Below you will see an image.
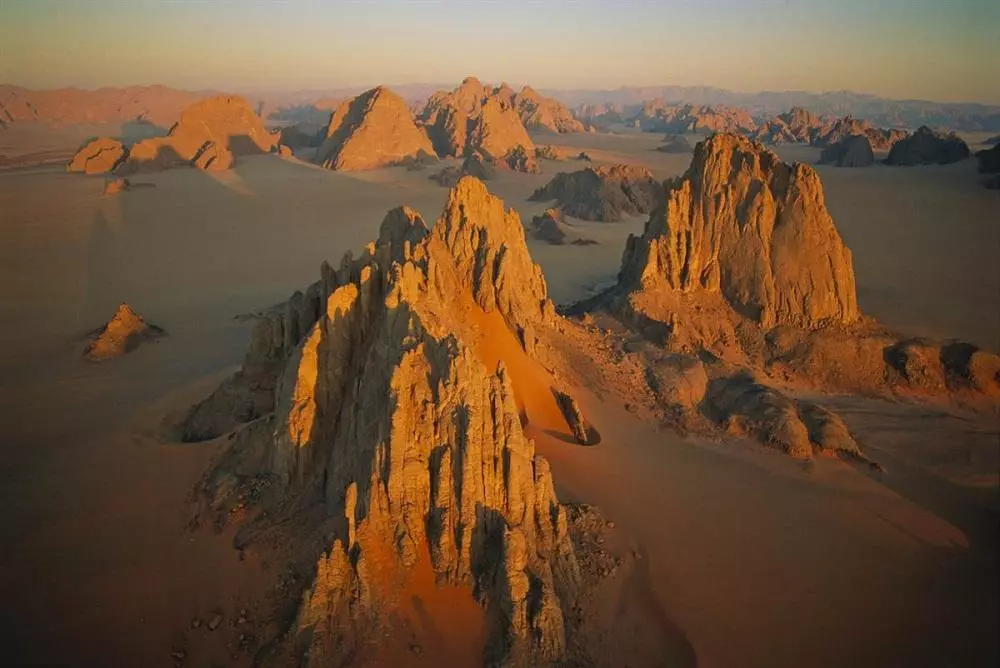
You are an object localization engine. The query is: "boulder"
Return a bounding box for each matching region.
[313,86,435,171]
[529,164,662,222]
[885,126,971,166]
[818,135,875,167]
[103,177,131,195]
[67,137,127,174]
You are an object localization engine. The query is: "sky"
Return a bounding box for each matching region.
[1,0,997,104]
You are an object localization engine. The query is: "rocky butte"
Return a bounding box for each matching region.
[574,133,999,459]
[182,177,605,666]
[530,164,663,222]
[885,126,971,166]
[313,86,436,171]
[818,135,875,168]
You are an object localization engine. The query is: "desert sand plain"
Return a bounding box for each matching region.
[1,126,998,668]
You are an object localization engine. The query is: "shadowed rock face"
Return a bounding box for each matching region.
[83,303,164,361]
[314,86,435,171]
[506,85,585,134]
[752,107,831,144]
[530,209,596,246]
[185,178,597,666]
[421,77,536,165]
[620,133,859,329]
[529,165,663,222]
[811,116,908,151]
[818,134,875,167]
[885,126,971,166]
[657,134,693,154]
[977,143,1000,175]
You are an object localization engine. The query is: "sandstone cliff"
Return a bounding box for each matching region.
[529,165,662,222]
[314,86,436,171]
[185,178,599,666]
[67,137,127,174]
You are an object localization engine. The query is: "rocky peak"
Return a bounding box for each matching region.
[83,303,165,361]
[313,85,435,171]
[620,133,859,328]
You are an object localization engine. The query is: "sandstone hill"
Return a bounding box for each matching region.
[530,209,597,246]
[818,135,875,167]
[529,165,662,222]
[66,95,278,175]
[506,85,586,134]
[568,133,999,461]
[181,178,610,666]
[811,116,908,151]
[885,126,971,166]
[751,106,831,144]
[420,77,537,168]
[83,303,165,361]
[313,86,435,171]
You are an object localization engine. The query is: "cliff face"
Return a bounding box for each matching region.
[314,86,435,171]
[620,133,859,329]
[187,177,595,666]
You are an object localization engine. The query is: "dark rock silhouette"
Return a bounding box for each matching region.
[818,135,875,167]
[885,126,971,165]
[529,165,662,222]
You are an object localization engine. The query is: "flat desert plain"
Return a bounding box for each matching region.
[1,129,997,667]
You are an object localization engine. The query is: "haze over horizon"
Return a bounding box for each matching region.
[2,0,998,105]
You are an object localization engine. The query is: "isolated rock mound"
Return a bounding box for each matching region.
[185,178,601,665]
[885,126,971,166]
[530,209,596,246]
[818,135,875,167]
[420,77,536,169]
[530,165,662,222]
[509,86,585,134]
[620,133,859,329]
[103,177,131,195]
[314,86,435,171]
[83,303,164,361]
[752,107,831,145]
[657,134,693,154]
[68,137,127,174]
[975,143,1000,174]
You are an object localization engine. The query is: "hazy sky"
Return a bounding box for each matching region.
[1,0,997,103]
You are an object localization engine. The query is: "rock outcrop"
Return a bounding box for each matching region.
[420,78,536,168]
[818,135,875,167]
[529,165,662,222]
[811,116,907,151]
[884,126,971,166]
[508,86,585,134]
[752,107,831,145]
[103,177,131,195]
[530,209,596,246]
[657,134,693,154]
[83,303,165,361]
[975,143,1000,174]
[185,178,598,665]
[67,137,127,174]
[634,102,756,135]
[313,86,436,171]
[117,95,277,174]
[619,133,859,329]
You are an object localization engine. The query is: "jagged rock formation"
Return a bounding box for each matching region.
[811,116,908,151]
[278,122,325,149]
[420,78,536,168]
[103,177,131,195]
[313,86,436,171]
[751,107,832,145]
[620,134,859,329]
[634,101,756,135]
[117,95,277,174]
[529,165,662,222]
[884,126,971,166]
[818,135,875,167]
[530,209,596,246]
[657,134,693,154]
[185,178,599,665]
[67,137,127,174]
[83,303,165,361]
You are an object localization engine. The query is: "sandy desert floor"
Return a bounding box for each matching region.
[1,129,998,667]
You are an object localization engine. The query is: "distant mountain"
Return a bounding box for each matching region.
[542,86,1000,132]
